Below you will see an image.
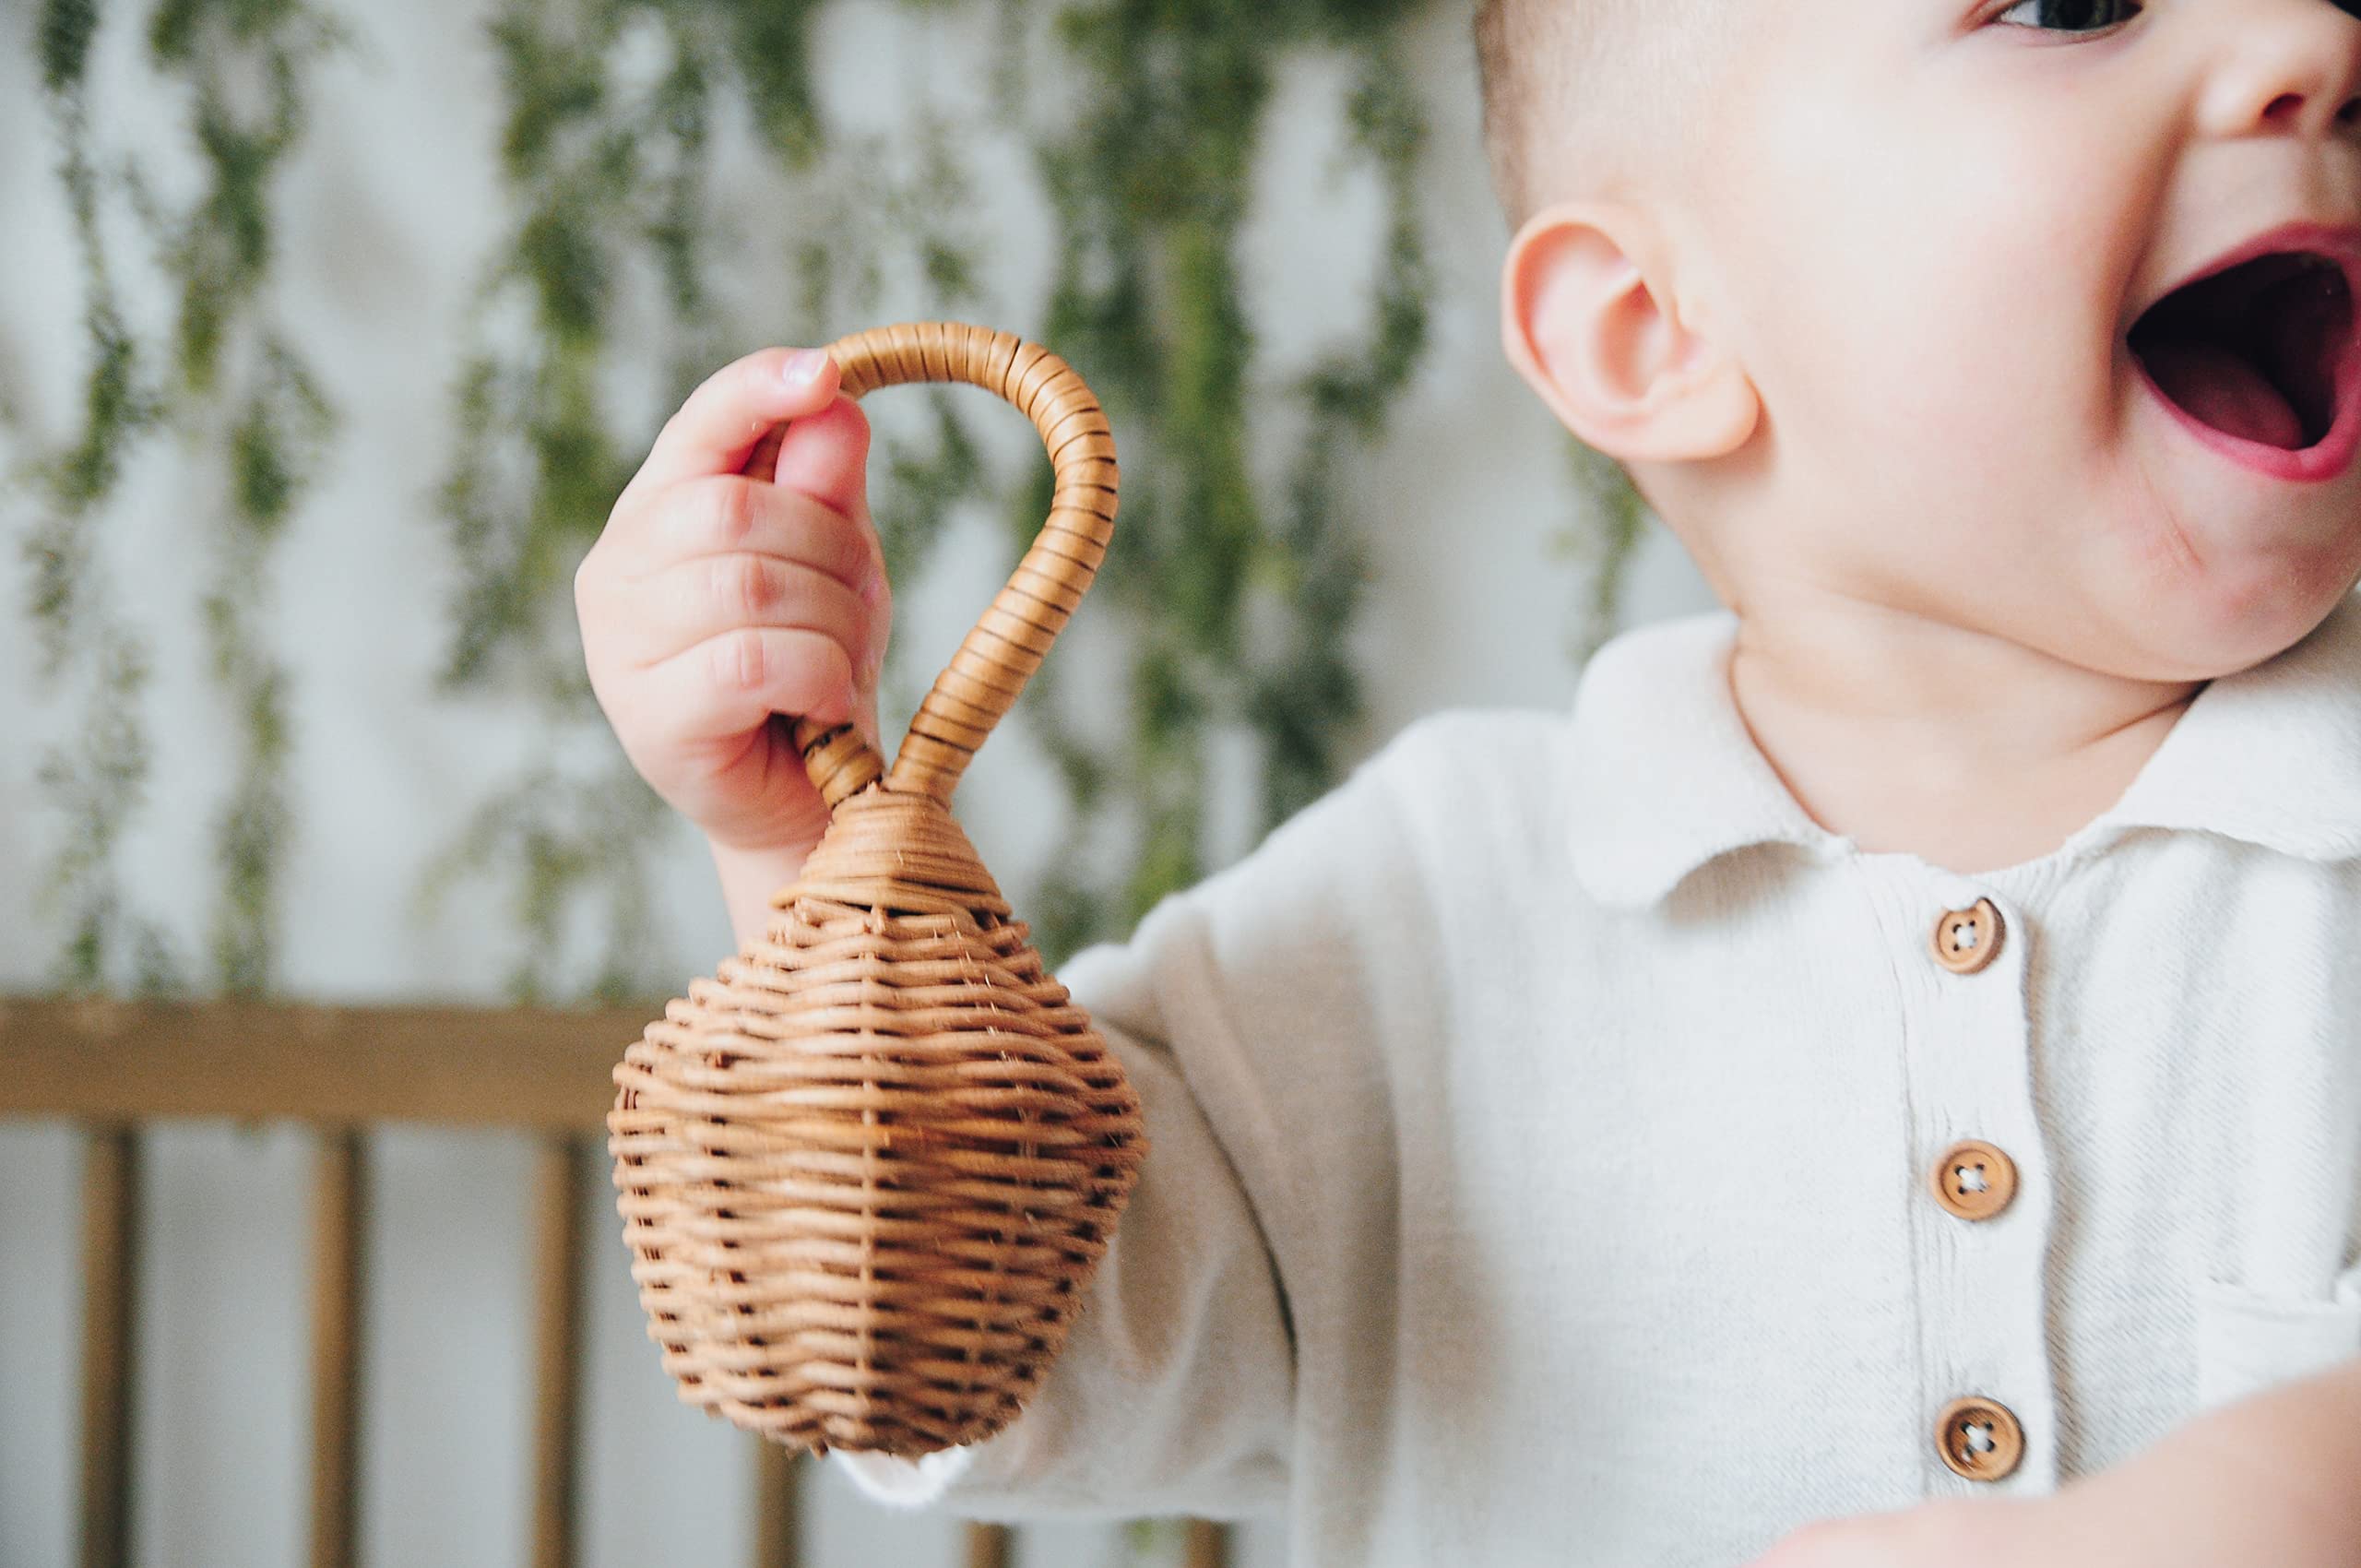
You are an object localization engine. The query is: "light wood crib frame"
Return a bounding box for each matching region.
[0,997,1232,1568]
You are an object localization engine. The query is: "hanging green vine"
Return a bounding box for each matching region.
[145,0,345,995]
[421,0,719,1004]
[16,0,338,998]
[419,0,994,1003]
[21,0,164,996]
[1015,2,1430,956]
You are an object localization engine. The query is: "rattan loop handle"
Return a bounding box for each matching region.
[784,321,1118,810]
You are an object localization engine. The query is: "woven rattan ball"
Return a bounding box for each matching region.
[609,323,1149,1457]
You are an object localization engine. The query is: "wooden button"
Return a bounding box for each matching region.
[1935,1396,2024,1481]
[1930,897,2004,974]
[1930,1139,2018,1221]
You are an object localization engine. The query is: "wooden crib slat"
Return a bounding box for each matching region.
[964,1523,1012,1568]
[531,1135,584,1568]
[307,1128,366,1568]
[0,998,646,1128]
[16,1003,1235,1566]
[77,1125,139,1568]
[752,1441,799,1568]
[1185,1519,1230,1568]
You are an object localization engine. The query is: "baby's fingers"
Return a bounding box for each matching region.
[638,626,861,754]
[630,552,872,683]
[750,395,883,621]
[650,474,876,598]
[625,346,841,502]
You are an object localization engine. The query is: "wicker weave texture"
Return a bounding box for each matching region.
[609,323,1148,1456]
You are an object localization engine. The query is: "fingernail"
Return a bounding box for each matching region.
[781,349,826,387]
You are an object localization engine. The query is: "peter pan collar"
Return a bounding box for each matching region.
[1565,590,2361,909]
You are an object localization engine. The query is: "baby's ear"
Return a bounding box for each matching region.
[1500,201,1757,465]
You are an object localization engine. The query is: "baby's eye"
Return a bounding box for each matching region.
[1993,0,2142,30]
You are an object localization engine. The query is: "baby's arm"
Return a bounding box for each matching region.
[828,884,1301,1517]
[703,838,1302,1515]
[818,715,1430,1515]
[580,344,1360,1516]
[1745,1354,2361,1567]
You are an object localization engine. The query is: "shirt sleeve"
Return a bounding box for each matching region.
[830,893,1298,1519]
[828,719,1436,1522]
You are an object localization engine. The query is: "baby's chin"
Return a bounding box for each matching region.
[2047,564,2361,686]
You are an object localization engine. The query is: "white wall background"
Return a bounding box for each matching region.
[0,3,1718,1565]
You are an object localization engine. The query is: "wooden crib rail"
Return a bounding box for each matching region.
[0,996,1230,1568]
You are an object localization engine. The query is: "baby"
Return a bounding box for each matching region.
[574,0,2361,1562]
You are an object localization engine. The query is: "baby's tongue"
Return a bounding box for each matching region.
[2142,339,2304,449]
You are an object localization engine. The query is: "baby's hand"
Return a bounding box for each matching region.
[575,346,891,863]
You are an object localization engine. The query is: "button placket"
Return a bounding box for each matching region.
[1930,897,2004,975]
[1875,869,2058,1492]
[1935,1396,2025,1482]
[1931,1138,2018,1222]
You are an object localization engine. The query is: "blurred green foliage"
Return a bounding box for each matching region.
[20,0,340,997]
[422,0,1451,998]
[14,0,1643,1015]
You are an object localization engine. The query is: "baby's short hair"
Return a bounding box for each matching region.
[1473,0,1724,231]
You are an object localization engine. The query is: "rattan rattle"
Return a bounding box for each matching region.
[609,321,1149,1458]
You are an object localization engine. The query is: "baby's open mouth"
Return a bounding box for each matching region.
[2128,250,2355,452]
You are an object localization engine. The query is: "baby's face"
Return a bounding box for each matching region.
[1681,0,2361,680]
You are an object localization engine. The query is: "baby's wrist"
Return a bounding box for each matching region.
[706,832,817,949]
[704,823,821,862]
